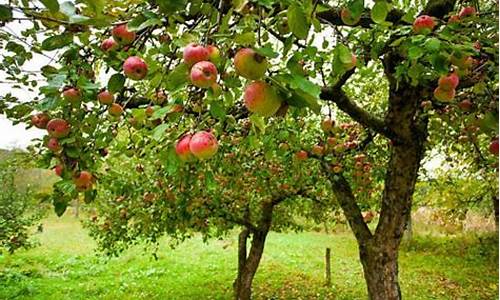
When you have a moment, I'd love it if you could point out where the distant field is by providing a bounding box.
[0,214,497,300]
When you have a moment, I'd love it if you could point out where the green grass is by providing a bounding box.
[0,214,497,300]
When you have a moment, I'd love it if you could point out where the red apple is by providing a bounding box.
[190,61,218,88]
[47,118,70,138]
[108,103,123,116]
[189,131,218,160]
[433,87,455,102]
[489,138,499,156]
[459,6,476,19]
[62,87,82,103]
[73,170,93,191]
[327,137,337,146]
[101,38,118,52]
[243,81,282,117]
[31,113,50,129]
[47,137,61,152]
[175,134,193,161]
[123,56,148,80]
[311,145,324,156]
[295,150,308,161]
[97,90,114,105]
[413,15,436,34]
[54,164,63,177]
[234,48,267,80]
[112,24,136,45]
[448,15,460,24]
[206,45,221,64]
[457,99,473,111]
[340,8,360,26]
[321,119,334,132]
[438,72,459,91]
[183,43,209,66]
[145,106,154,117]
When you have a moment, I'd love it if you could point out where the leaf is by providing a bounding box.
[289,74,321,98]
[41,34,73,51]
[107,74,125,93]
[166,64,189,91]
[135,18,162,31]
[348,0,364,17]
[408,46,423,60]
[40,0,60,13]
[152,106,170,119]
[254,44,279,58]
[234,32,256,45]
[156,0,186,15]
[54,200,68,217]
[424,38,441,52]
[210,102,226,120]
[337,44,353,64]
[250,114,266,133]
[287,3,310,40]
[479,112,499,134]
[371,1,388,24]
[153,123,169,141]
[60,1,76,17]
[0,5,13,21]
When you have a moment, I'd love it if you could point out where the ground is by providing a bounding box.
[0,214,497,300]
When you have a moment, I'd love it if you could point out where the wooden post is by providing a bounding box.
[325,247,331,287]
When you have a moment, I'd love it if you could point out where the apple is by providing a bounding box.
[154,90,167,105]
[459,6,476,19]
[47,137,61,152]
[311,145,324,156]
[234,48,267,80]
[355,161,364,169]
[97,90,114,105]
[438,72,459,90]
[413,15,436,34]
[332,164,343,173]
[183,43,209,66]
[321,119,334,132]
[295,150,308,160]
[276,18,289,35]
[243,81,282,117]
[31,113,49,129]
[145,106,154,117]
[189,131,218,160]
[458,99,473,111]
[340,8,360,26]
[73,170,93,191]
[448,15,460,24]
[123,56,148,80]
[47,118,70,138]
[327,137,337,146]
[112,24,136,45]
[450,53,473,70]
[190,61,218,88]
[279,142,289,151]
[170,104,184,113]
[206,45,221,64]
[108,103,123,116]
[175,134,193,161]
[101,38,118,52]
[489,138,499,156]
[433,87,455,102]
[343,53,357,70]
[54,164,63,177]
[62,87,82,103]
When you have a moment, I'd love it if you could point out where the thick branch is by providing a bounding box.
[316,7,406,28]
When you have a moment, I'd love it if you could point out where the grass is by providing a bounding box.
[0,214,497,300]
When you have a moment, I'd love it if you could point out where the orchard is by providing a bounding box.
[0,0,498,300]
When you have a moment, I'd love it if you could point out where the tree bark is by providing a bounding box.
[234,228,249,299]
[492,195,499,228]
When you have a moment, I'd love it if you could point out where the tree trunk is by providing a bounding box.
[234,230,269,300]
[360,243,401,300]
[234,228,249,299]
[492,195,498,228]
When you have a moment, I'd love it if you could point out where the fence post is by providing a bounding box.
[325,247,331,287]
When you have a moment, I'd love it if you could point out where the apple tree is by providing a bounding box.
[0,0,498,299]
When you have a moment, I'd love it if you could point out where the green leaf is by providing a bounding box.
[53,199,68,217]
[371,1,388,24]
[41,34,73,51]
[156,0,186,15]
[152,106,170,119]
[408,46,423,60]
[337,44,353,64]
[289,74,320,98]
[287,3,310,40]
[60,1,76,16]
[0,5,13,21]
[348,0,365,17]
[250,114,266,133]
[254,44,279,58]
[136,18,162,31]
[40,0,60,13]
[210,102,226,120]
[166,64,188,91]
[153,123,169,141]
[234,32,256,45]
[107,74,125,93]
[424,38,441,52]
[479,112,499,134]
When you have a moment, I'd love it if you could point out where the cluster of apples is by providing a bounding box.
[183,43,221,89]
[413,6,476,35]
[30,112,94,190]
[434,72,459,102]
[448,6,477,24]
[175,131,219,161]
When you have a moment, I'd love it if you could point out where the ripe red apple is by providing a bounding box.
[190,61,218,88]
[47,137,61,152]
[340,8,360,26]
[54,164,63,177]
[433,87,455,102]
[175,134,193,161]
[31,113,50,129]
[438,72,459,91]
[108,103,123,116]
[62,87,82,103]
[47,118,70,138]
[311,145,324,156]
[183,43,209,66]
[97,90,114,105]
[295,150,308,161]
[489,138,499,156]
[413,15,436,34]
[243,81,282,117]
[189,131,218,160]
[321,119,334,133]
[206,45,221,64]
[112,24,136,45]
[234,48,267,80]
[101,38,118,52]
[458,99,473,111]
[73,170,93,191]
[448,15,460,24]
[123,56,148,80]
[459,6,476,19]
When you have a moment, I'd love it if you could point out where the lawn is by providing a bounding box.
[0,214,497,300]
